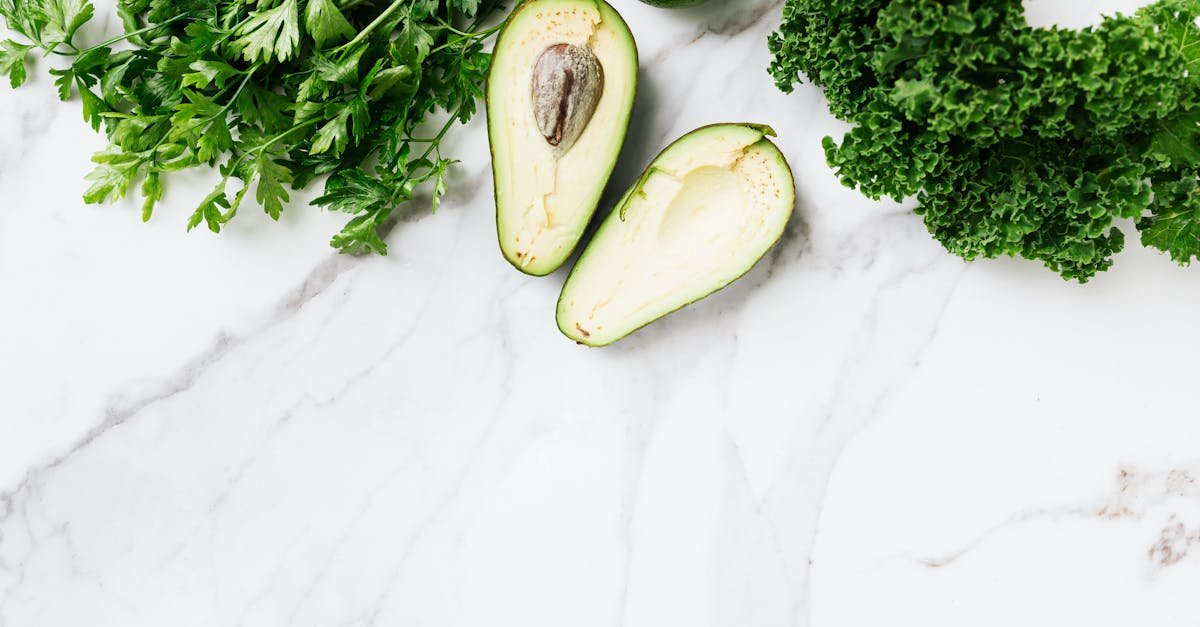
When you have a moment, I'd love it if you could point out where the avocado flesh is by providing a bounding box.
[557,124,796,346]
[487,0,638,276]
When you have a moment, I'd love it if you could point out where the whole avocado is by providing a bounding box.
[638,0,708,7]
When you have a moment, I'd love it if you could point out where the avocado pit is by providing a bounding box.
[531,43,604,155]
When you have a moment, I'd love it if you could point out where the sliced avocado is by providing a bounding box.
[556,123,796,346]
[487,0,639,276]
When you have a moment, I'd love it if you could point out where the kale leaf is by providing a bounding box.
[771,0,1200,280]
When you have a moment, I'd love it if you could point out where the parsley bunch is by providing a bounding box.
[771,0,1200,281]
[0,0,505,254]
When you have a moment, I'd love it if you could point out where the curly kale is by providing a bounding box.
[770,0,1200,280]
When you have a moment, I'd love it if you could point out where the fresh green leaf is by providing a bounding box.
[430,158,454,212]
[41,0,95,48]
[1141,205,1200,264]
[313,168,395,214]
[365,65,414,99]
[77,84,106,130]
[182,59,238,90]
[187,183,231,233]
[234,0,300,63]
[1149,112,1200,168]
[196,115,233,163]
[70,45,111,82]
[1,0,50,48]
[304,0,353,48]
[145,0,213,23]
[450,0,481,16]
[141,170,162,221]
[347,96,369,144]
[393,22,434,66]
[84,147,141,203]
[310,108,350,156]
[312,44,364,84]
[1,0,507,255]
[1154,0,1200,73]
[254,152,292,220]
[770,0,1200,280]
[1141,177,1200,263]
[0,39,31,87]
[48,67,73,100]
[236,83,292,132]
[407,0,440,21]
[330,212,389,255]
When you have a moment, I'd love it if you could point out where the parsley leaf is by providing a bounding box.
[84,147,141,204]
[187,183,231,233]
[41,0,95,48]
[0,39,31,87]
[234,0,300,63]
[254,151,292,220]
[311,108,351,156]
[304,0,353,48]
[2,0,507,254]
[141,170,162,221]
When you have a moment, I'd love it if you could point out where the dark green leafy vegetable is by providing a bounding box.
[770,0,1200,280]
[0,0,505,254]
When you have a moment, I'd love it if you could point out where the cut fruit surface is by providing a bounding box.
[557,123,796,346]
[487,0,638,276]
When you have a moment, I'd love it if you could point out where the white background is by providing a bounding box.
[2,0,1197,625]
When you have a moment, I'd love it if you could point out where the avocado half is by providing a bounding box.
[557,123,796,347]
[487,0,639,276]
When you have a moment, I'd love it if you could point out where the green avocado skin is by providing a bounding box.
[637,0,708,7]
[486,0,640,277]
[555,123,796,347]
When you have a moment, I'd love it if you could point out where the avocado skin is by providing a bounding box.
[637,0,709,7]
[485,0,640,277]
[555,123,796,347]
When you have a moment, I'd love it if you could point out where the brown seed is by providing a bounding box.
[531,43,604,155]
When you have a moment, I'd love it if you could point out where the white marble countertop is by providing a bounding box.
[2,0,1199,625]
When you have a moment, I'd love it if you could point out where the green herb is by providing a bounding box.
[0,0,506,254]
[770,0,1200,281]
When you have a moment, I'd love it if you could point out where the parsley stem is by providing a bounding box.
[339,0,408,53]
[79,14,190,54]
[415,103,468,165]
[265,118,322,151]
[427,22,503,56]
[208,70,256,122]
[433,18,483,38]
[379,105,468,205]
[224,117,324,182]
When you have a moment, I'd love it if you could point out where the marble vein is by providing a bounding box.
[3,1,1200,626]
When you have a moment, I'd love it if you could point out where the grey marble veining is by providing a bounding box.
[2,1,1199,625]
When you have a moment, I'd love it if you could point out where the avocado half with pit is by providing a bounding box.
[487,0,638,276]
[557,123,796,347]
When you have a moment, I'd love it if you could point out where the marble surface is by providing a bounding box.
[2,0,1198,625]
